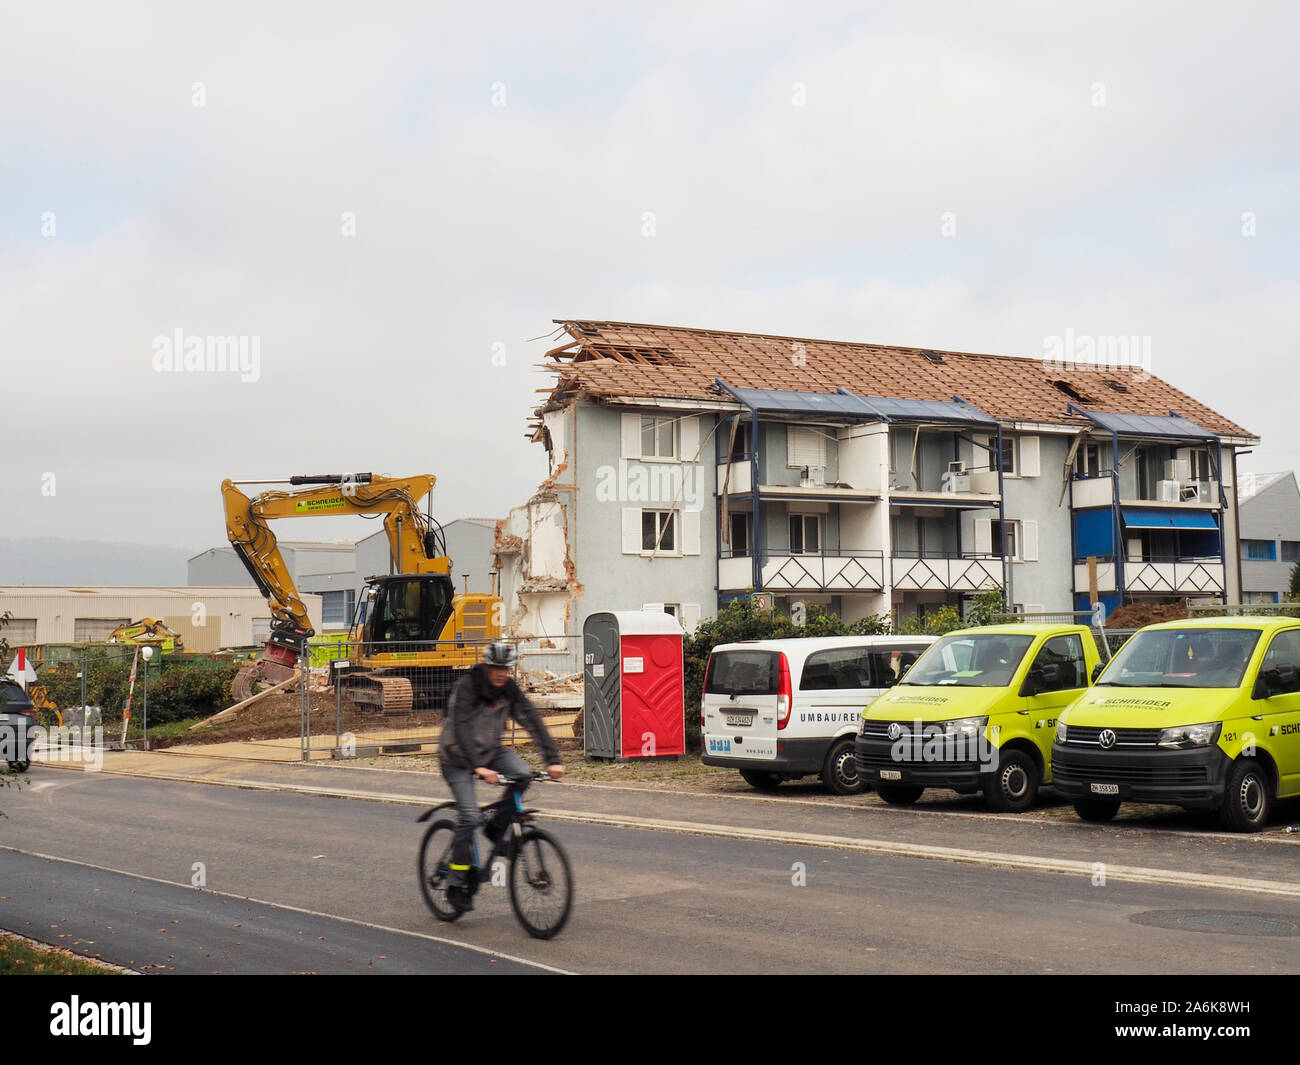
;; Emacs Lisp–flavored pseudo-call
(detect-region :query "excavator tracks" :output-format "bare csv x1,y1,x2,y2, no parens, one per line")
344,673,415,713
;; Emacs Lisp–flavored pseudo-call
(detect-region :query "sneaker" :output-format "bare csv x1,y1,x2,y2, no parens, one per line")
447,884,474,913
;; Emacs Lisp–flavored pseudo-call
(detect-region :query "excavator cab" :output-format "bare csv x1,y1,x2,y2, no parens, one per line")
360,574,455,652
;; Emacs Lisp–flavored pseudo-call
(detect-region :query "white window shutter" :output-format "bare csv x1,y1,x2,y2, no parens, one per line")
682,509,702,555
787,426,825,468
679,416,699,462
974,518,992,555
1021,520,1039,561
621,413,642,459
622,508,642,554
681,603,701,633
1020,435,1041,477
973,434,990,470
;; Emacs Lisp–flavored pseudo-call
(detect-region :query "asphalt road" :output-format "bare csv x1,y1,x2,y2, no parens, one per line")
3,767,1299,974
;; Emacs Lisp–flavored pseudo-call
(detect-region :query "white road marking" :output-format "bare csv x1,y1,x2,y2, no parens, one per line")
0,844,573,975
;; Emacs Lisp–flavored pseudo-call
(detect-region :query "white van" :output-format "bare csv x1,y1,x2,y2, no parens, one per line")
701,636,936,793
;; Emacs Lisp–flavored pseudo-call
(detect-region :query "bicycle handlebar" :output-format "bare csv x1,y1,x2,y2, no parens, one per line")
493,771,553,786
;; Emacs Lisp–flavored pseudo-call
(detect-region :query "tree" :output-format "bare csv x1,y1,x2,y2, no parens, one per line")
1288,559,1300,600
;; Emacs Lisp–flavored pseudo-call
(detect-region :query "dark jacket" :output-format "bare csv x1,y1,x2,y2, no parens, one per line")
438,665,562,770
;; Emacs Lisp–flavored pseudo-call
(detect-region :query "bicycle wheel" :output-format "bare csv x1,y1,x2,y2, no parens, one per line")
508,828,573,940
418,818,463,922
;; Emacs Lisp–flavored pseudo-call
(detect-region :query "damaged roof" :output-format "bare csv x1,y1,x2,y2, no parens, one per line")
532,319,1255,441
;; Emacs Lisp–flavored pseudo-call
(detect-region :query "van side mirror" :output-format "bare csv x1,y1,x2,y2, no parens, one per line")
1091,662,1104,683
1256,664,1299,698
1021,662,1061,696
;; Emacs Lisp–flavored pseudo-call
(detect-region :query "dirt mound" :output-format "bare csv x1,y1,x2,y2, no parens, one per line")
168,691,442,747
1106,600,1189,628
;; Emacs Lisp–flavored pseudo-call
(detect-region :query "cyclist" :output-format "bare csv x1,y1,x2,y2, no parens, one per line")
438,641,564,913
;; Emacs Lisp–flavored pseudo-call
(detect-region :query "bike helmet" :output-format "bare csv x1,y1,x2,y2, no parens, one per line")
483,641,518,668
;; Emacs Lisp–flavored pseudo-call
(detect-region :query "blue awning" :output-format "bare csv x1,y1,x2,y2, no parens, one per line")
1068,406,1216,441
837,388,999,426
715,382,882,421
1121,508,1219,530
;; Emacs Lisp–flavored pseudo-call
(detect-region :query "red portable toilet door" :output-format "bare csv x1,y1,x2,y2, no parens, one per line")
618,632,684,757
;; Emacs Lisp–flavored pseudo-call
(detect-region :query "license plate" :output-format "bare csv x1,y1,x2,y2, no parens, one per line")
879,769,902,781
725,713,752,727
1090,783,1120,795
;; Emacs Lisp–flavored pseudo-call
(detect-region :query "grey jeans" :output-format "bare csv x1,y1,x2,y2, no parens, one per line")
441,747,532,878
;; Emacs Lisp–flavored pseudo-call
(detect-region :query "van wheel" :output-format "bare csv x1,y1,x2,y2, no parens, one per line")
740,770,783,791
984,749,1039,813
821,739,863,795
876,784,923,805
1220,758,1271,832
1073,799,1120,823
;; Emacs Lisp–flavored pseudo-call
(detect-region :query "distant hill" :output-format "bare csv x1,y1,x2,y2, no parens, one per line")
0,538,196,587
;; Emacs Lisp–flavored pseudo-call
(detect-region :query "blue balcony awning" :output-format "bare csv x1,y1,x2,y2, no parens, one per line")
1121,508,1220,530
1067,406,1217,441
715,382,882,422
839,388,998,427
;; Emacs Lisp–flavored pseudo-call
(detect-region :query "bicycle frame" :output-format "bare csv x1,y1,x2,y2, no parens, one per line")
416,776,542,884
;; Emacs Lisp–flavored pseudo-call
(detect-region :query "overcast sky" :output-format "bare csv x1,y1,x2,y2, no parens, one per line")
3,2,1297,554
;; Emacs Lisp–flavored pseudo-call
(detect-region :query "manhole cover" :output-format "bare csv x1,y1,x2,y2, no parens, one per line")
1130,910,1300,937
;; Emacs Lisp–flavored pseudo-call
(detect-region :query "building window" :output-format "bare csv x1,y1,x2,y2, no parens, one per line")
1075,443,1102,477
1242,539,1277,561
321,589,358,628
1188,449,1212,482
641,416,677,459
997,437,1017,476
728,420,750,462
74,618,132,642
1281,541,1300,561
642,510,677,552
728,511,751,557
662,604,679,619
789,514,821,554
991,519,1019,560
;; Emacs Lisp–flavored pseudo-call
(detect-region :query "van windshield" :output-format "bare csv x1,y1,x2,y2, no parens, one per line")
1098,628,1261,689
705,651,778,696
901,633,1034,687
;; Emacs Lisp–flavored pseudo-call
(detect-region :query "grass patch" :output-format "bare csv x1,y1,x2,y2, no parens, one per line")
0,930,121,975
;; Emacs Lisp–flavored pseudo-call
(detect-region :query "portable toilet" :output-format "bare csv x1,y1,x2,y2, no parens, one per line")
583,611,685,760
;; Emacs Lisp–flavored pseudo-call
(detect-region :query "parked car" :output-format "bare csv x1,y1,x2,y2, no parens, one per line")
701,636,935,793
0,679,36,772
855,624,1102,811
1053,616,1300,831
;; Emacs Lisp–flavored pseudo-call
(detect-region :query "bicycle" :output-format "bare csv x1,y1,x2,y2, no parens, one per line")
417,771,574,940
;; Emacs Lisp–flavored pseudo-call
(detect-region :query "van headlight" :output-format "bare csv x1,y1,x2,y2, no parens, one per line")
1157,722,1222,749
1056,720,1067,744
858,714,867,735
935,716,988,738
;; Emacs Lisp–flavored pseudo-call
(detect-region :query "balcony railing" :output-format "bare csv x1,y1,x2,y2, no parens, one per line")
1072,556,1224,595
1071,473,1221,508
891,553,1004,592
718,548,886,592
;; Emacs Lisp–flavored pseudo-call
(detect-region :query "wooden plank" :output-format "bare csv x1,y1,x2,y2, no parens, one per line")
189,674,299,730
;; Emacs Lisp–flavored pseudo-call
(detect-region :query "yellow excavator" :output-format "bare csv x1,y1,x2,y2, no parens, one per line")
108,618,184,652
222,472,500,711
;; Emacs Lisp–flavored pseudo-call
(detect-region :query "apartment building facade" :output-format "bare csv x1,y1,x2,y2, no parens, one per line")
497,321,1257,633
1237,472,1300,603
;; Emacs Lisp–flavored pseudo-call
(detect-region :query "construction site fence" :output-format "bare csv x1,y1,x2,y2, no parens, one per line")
4,642,233,751
299,634,584,761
